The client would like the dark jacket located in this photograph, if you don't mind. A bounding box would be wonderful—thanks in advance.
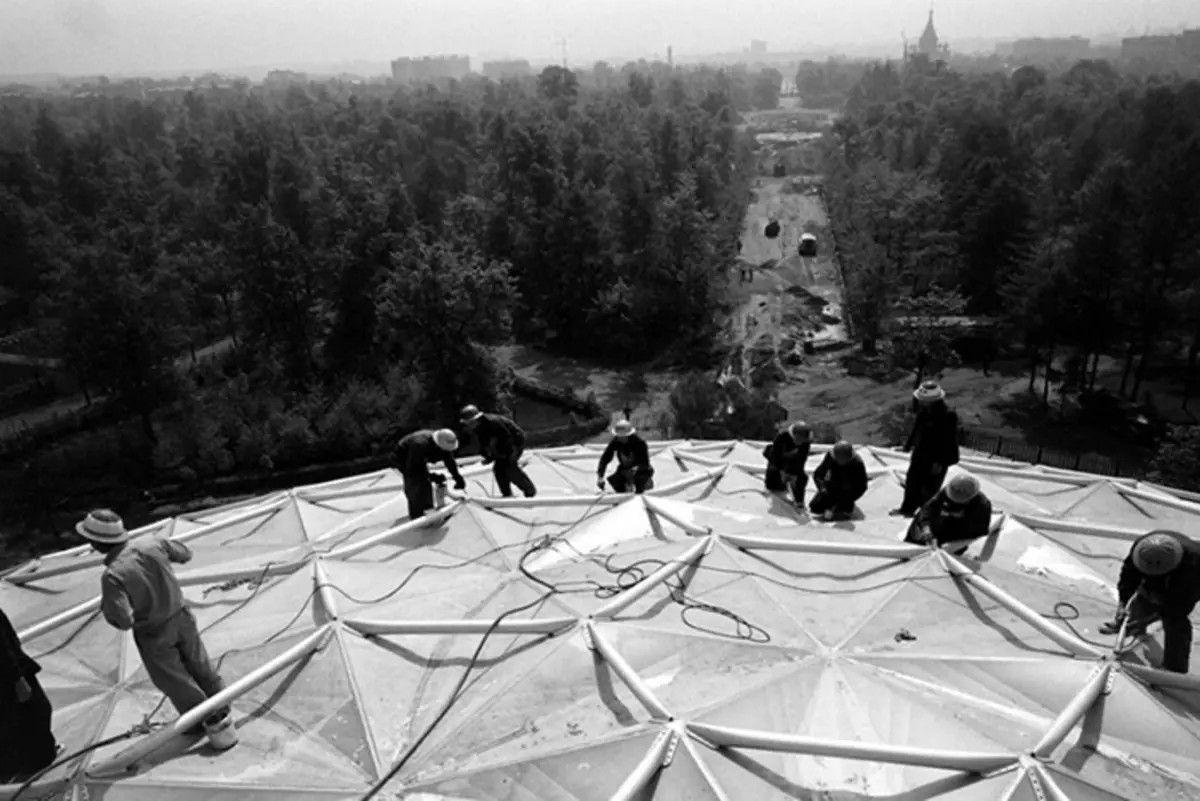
[393,430,463,484]
[765,431,811,475]
[0,607,39,688]
[474,413,526,461]
[598,435,651,476]
[1117,531,1200,615]
[906,401,960,467]
[919,488,993,545]
[813,453,869,498]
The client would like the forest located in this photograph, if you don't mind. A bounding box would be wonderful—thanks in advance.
[820,55,1200,487]
[0,64,769,525]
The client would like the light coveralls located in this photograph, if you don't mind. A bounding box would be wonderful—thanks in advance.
[100,537,226,721]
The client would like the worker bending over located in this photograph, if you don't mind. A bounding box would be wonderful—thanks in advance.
[79,510,232,743]
[903,474,992,555]
[1,606,59,782]
[460,404,537,498]
[893,381,960,517]
[597,419,654,493]
[809,441,868,521]
[393,428,465,520]
[1100,530,1200,674]
[763,422,812,505]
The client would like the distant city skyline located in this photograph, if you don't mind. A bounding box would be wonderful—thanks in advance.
[1,0,1196,81]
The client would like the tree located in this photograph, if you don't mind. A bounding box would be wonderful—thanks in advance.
[888,286,967,387]
[1149,425,1200,492]
[751,69,783,111]
[376,238,518,422]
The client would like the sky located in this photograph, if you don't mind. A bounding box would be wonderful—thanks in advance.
[0,0,1196,78]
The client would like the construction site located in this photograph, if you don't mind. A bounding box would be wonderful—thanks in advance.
[2,441,1198,799]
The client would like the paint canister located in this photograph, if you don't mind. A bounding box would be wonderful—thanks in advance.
[432,483,447,509]
[204,711,238,751]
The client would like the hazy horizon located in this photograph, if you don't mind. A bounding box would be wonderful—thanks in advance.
[1,0,1196,80]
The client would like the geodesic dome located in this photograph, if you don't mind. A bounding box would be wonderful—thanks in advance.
[2,440,1200,801]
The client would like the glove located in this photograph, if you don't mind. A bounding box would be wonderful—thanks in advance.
[15,676,32,703]
[916,526,933,545]
[453,477,466,490]
[1098,618,1123,636]
[429,473,447,486]
[481,456,494,465]
[597,477,606,490]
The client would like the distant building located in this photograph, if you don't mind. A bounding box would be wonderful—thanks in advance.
[390,55,470,84]
[481,59,533,79]
[750,40,768,55]
[905,9,950,61]
[1121,34,1178,61]
[264,70,308,88]
[1010,37,1091,62]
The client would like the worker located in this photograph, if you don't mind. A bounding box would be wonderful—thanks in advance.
[809,440,869,521]
[1,606,59,783]
[763,421,813,505]
[393,428,466,519]
[892,381,961,517]
[1099,530,1200,674]
[78,509,232,743]
[459,404,537,498]
[597,419,654,494]
[903,474,993,555]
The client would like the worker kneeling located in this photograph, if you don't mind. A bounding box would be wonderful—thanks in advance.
[79,510,234,747]
[903,474,993,555]
[764,422,812,505]
[597,420,654,493]
[393,428,466,520]
[808,441,868,521]
[1099,530,1200,674]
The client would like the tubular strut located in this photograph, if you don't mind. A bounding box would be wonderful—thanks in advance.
[86,625,334,778]
[687,722,1017,773]
[937,551,1102,658]
[584,622,671,720]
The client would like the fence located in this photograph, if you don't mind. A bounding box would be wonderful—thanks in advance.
[958,427,1127,477]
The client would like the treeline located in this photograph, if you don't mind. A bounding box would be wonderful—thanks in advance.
[822,55,1200,483]
[0,64,757,521]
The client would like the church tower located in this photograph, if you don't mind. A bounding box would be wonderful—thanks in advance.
[917,9,939,56]
[906,3,949,60]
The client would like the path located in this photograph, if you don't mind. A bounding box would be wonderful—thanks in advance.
[0,337,237,438]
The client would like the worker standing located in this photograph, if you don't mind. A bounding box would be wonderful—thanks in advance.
[1,606,59,783]
[459,404,537,498]
[1099,530,1200,674]
[763,422,813,506]
[392,428,466,519]
[903,474,993,555]
[77,510,233,744]
[892,381,960,517]
[808,441,869,521]
[597,419,655,494]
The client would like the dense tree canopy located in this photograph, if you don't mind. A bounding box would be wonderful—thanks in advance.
[823,56,1200,411]
[0,65,759,507]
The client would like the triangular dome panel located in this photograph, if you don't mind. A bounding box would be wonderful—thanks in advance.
[842,562,1087,659]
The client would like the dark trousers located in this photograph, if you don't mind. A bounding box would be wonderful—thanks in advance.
[765,465,808,500]
[1127,594,1194,674]
[899,461,947,515]
[609,467,655,494]
[0,673,58,781]
[494,452,537,498]
[403,472,434,520]
[809,486,861,516]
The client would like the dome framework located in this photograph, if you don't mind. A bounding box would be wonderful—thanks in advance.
[1,440,1199,800]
